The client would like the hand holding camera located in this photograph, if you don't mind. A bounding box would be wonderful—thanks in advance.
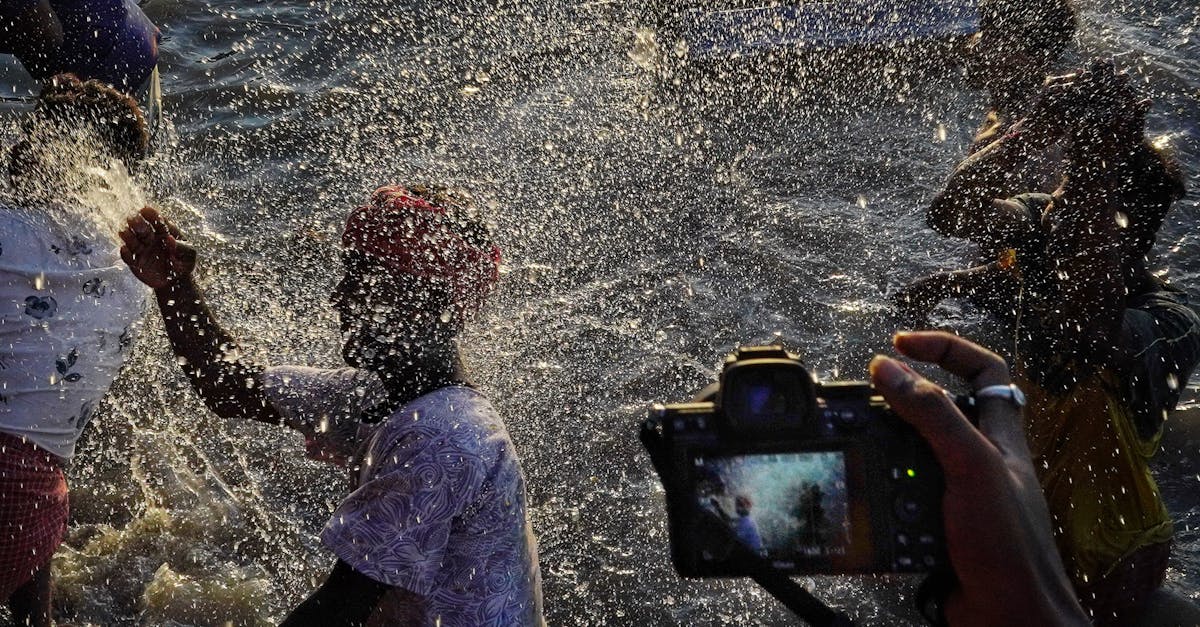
[643,343,949,578]
[643,332,1088,626]
[870,332,1087,627]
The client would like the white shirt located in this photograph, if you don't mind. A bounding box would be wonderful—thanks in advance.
[0,205,148,459]
[263,366,545,626]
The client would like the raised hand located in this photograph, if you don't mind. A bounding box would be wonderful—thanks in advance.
[891,273,952,319]
[119,206,196,289]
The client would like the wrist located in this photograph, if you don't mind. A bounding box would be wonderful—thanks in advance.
[154,273,197,302]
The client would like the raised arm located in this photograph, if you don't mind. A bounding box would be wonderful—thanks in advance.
[120,207,282,424]
[927,128,1051,246]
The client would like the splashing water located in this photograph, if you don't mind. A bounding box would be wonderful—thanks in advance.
[0,0,1198,624]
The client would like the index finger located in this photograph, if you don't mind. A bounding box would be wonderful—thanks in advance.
[892,331,1009,388]
[891,331,1027,454]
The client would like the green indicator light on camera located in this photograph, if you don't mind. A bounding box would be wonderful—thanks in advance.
[906,469,916,478]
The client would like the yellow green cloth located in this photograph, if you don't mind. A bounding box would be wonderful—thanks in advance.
[1018,370,1173,586]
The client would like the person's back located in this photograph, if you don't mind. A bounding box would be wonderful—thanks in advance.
[0,73,150,627]
[0,205,146,457]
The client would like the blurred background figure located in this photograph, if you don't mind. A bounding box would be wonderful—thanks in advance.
[731,495,764,554]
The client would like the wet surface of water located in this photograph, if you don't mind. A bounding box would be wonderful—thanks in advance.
[1,0,1199,624]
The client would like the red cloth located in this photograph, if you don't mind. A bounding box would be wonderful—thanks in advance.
[0,432,68,600]
[1077,540,1171,627]
[341,186,500,317]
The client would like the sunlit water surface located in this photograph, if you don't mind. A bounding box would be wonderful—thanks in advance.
[1,0,1198,624]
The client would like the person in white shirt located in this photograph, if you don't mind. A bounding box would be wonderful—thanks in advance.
[120,184,544,626]
[0,73,150,627]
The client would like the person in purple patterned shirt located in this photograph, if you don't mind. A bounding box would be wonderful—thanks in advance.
[120,184,544,626]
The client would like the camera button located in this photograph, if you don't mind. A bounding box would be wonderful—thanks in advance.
[918,533,936,546]
[895,532,911,547]
[835,409,861,427]
[894,495,923,524]
[896,555,914,569]
[922,555,938,568]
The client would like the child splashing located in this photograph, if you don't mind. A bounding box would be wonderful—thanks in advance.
[0,74,151,627]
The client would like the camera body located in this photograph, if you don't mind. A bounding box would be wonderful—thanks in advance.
[645,345,948,577]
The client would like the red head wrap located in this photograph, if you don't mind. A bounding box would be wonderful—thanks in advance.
[341,185,501,317]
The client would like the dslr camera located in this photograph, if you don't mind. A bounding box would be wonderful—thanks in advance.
[642,345,949,578]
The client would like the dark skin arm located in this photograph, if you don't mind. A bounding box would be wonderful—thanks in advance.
[927,128,1052,245]
[892,261,1010,317]
[281,561,423,627]
[0,0,63,57]
[928,72,1082,244]
[120,207,282,424]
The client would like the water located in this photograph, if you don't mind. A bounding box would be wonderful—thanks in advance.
[1,0,1199,624]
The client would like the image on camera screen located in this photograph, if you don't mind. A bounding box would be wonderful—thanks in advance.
[694,451,850,559]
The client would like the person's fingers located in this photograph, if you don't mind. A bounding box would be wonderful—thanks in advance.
[892,331,1008,388]
[869,356,995,480]
[892,329,1032,446]
[150,214,171,239]
[172,241,198,273]
[139,205,187,241]
[165,219,184,241]
[119,245,134,267]
[892,331,1027,456]
[128,214,153,238]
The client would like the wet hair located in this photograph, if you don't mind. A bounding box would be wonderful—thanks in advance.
[28,73,150,168]
[980,0,1078,63]
[405,182,497,253]
[1119,142,1187,264]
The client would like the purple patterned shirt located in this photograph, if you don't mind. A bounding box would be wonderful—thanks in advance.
[264,369,544,626]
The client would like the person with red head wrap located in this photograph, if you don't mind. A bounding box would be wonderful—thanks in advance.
[120,186,544,627]
[341,185,500,322]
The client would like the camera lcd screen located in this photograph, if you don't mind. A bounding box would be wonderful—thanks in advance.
[693,451,851,562]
